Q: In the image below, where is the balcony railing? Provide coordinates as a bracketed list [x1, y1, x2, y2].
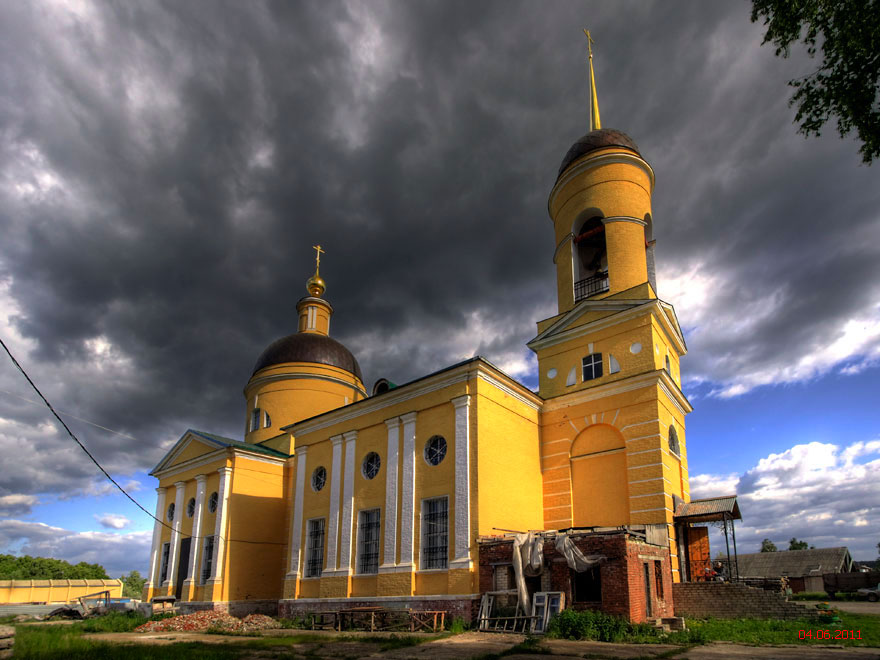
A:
[574, 273, 609, 301]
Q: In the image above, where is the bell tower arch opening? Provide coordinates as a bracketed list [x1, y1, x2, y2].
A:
[572, 215, 609, 302]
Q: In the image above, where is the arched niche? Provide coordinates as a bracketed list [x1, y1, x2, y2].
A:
[644, 212, 657, 293]
[570, 209, 608, 302]
[569, 424, 629, 527]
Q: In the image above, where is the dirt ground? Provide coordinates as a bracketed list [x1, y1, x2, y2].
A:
[84, 630, 880, 659]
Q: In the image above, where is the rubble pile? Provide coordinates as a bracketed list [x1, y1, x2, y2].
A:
[135, 610, 281, 633]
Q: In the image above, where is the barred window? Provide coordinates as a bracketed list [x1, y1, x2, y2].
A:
[208, 492, 218, 513]
[305, 518, 325, 578]
[201, 535, 215, 584]
[186, 498, 195, 518]
[250, 408, 261, 432]
[159, 542, 171, 583]
[582, 353, 603, 381]
[167, 503, 175, 522]
[424, 435, 447, 466]
[358, 508, 381, 574]
[421, 496, 448, 570]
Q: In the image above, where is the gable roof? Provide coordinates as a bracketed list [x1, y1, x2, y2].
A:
[150, 428, 288, 476]
[735, 547, 853, 578]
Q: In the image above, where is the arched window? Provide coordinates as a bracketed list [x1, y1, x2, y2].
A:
[573, 216, 608, 301]
[668, 426, 680, 456]
[665, 355, 671, 375]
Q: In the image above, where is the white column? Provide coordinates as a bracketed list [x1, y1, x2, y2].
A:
[165, 481, 186, 587]
[451, 395, 472, 567]
[399, 411, 417, 567]
[380, 417, 400, 570]
[338, 431, 358, 573]
[287, 446, 308, 577]
[184, 474, 207, 588]
[325, 435, 344, 572]
[147, 487, 167, 588]
[208, 467, 232, 584]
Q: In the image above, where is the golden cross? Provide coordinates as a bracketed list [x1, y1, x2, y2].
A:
[583, 28, 595, 59]
[312, 244, 325, 272]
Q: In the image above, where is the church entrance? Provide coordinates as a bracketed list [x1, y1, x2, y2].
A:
[175, 538, 191, 600]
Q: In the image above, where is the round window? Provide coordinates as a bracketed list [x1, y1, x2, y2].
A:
[166, 502, 175, 522]
[311, 466, 327, 492]
[208, 492, 218, 513]
[186, 498, 195, 518]
[362, 452, 381, 480]
[424, 435, 447, 466]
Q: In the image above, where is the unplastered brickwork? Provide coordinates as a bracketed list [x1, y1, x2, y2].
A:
[478, 530, 673, 624]
[279, 596, 477, 622]
[672, 582, 818, 620]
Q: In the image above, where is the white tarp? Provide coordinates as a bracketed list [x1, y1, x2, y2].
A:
[555, 531, 606, 572]
[512, 532, 543, 615]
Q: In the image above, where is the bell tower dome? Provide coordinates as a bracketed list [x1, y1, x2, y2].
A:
[548, 33, 657, 315]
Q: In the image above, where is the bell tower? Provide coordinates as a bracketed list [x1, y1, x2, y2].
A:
[531, 32, 692, 581]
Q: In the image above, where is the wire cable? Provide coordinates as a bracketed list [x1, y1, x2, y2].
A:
[0, 335, 285, 547]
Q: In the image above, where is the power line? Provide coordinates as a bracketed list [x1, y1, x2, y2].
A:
[0, 335, 284, 547]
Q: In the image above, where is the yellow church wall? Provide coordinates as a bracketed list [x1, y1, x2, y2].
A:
[222, 455, 286, 602]
[350, 422, 386, 570]
[170, 440, 217, 466]
[0, 580, 123, 604]
[604, 221, 649, 295]
[473, 380, 542, 536]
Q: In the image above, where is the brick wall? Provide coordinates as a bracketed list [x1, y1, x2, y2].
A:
[672, 582, 818, 620]
[477, 532, 674, 624]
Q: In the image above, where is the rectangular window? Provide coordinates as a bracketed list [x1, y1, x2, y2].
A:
[250, 408, 261, 432]
[305, 518, 325, 578]
[571, 566, 602, 602]
[159, 542, 171, 583]
[263, 410, 271, 428]
[582, 353, 603, 381]
[201, 536, 215, 584]
[421, 496, 448, 570]
[357, 508, 381, 574]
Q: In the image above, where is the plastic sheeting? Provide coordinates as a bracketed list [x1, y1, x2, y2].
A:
[512, 532, 543, 615]
[555, 532, 606, 572]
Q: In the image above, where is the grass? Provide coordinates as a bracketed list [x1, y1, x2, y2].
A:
[674, 613, 880, 647]
[790, 591, 865, 601]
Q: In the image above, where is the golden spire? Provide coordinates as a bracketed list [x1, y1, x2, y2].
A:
[584, 28, 601, 131]
[306, 244, 326, 297]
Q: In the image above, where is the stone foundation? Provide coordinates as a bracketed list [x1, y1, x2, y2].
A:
[279, 595, 478, 623]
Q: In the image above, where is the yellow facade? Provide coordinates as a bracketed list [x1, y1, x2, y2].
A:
[0, 579, 122, 604]
[145, 121, 695, 610]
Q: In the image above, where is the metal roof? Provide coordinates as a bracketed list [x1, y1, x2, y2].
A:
[735, 547, 853, 578]
[674, 495, 741, 522]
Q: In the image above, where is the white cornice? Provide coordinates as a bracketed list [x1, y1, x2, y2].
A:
[542, 369, 674, 413]
[548, 152, 655, 217]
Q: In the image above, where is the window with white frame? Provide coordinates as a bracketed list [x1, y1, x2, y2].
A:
[582, 353, 603, 381]
[159, 542, 171, 583]
[264, 410, 271, 428]
[201, 535, 215, 584]
[421, 496, 448, 570]
[250, 408, 261, 432]
[305, 518, 325, 577]
[357, 508, 381, 574]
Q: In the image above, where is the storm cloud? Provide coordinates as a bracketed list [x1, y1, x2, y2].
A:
[1, 0, 878, 518]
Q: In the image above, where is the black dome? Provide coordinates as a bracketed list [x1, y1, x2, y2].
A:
[252, 333, 363, 381]
[558, 128, 640, 178]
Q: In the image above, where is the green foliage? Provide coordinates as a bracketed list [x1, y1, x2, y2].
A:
[76, 611, 147, 633]
[447, 616, 468, 634]
[760, 538, 778, 552]
[0, 553, 109, 579]
[148, 611, 177, 622]
[545, 608, 629, 642]
[119, 570, 146, 598]
[681, 613, 878, 646]
[788, 537, 810, 551]
[751, 0, 880, 164]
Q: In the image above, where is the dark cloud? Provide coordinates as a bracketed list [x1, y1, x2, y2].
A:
[0, 0, 878, 507]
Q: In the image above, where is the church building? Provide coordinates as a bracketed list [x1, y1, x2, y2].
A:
[144, 49, 702, 621]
